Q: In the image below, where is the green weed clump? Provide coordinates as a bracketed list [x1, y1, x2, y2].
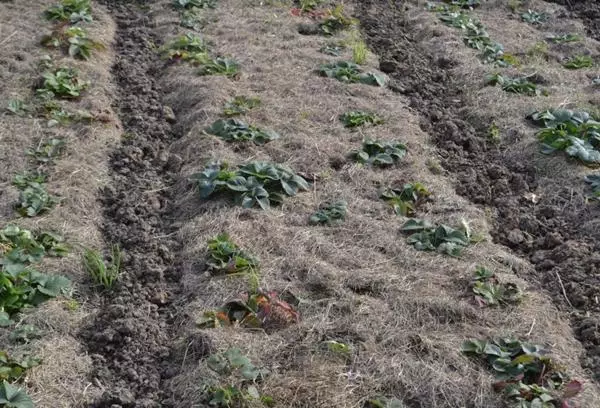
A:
[546, 33, 582, 44]
[161, 33, 209, 63]
[0, 225, 70, 321]
[12, 173, 57, 217]
[191, 161, 309, 209]
[37, 67, 88, 99]
[198, 57, 240, 77]
[339, 111, 383, 128]
[351, 139, 407, 166]
[206, 119, 279, 145]
[45, 0, 92, 23]
[309, 200, 347, 226]
[585, 173, 600, 198]
[173, 0, 216, 8]
[471, 266, 522, 307]
[528, 109, 600, 165]
[82, 245, 122, 289]
[223, 96, 261, 116]
[401, 218, 472, 257]
[563, 55, 594, 69]
[380, 183, 430, 216]
[486, 73, 542, 96]
[317, 61, 386, 86]
[462, 338, 582, 407]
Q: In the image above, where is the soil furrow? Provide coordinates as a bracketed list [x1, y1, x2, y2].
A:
[81, 1, 183, 406]
[356, 0, 600, 382]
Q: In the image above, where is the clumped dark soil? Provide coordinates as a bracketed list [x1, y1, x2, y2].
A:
[81, 1, 184, 406]
[356, 0, 600, 381]
[548, 0, 600, 43]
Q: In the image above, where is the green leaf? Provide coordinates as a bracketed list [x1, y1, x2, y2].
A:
[0, 381, 34, 408]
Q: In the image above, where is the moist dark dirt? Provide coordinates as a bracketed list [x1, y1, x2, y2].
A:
[355, 0, 600, 381]
[80, 1, 188, 406]
[547, 0, 600, 43]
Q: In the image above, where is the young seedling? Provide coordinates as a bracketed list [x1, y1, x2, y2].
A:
[401, 218, 471, 257]
[26, 138, 66, 164]
[45, 0, 92, 23]
[206, 233, 259, 276]
[546, 33, 582, 44]
[206, 119, 278, 145]
[462, 338, 582, 407]
[380, 183, 430, 216]
[527, 108, 600, 165]
[486, 73, 542, 96]
[190, 161, 309, 209]
[82, 245, 122, 289]
[37, 67, 88, 99]
[223, 96, 261, 116]
[350, 139, 407, 166]
[471, 266, 522, 307]
[161, 33, 209, 63]
[319, 42, 346, 56]
[309, 200, 347, 225]
[6, 99, 29, 116]
[198, 57, 240, 77]
[339, 111, 383, 128]
[347, 30, 368, 65]
[317, 61, 386, 86]
[563, 55, 594, 69]
[520, 9, 548, 25]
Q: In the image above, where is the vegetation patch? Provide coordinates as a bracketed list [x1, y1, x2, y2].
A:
[563, 55, 594, 69]
[26, 138, 66, 165]
[309, 200, 347, 225]
[0, 352, 40, 383]
[206, 233, 258, 276]
[173, 0, 217, 9]
[401, 218, 472, 257]
[198, 291, 299, 330]
[41, 26, 103, 60]
[339, 110, 383, 128]
[319, 42, 346, 56]
[191, 161, 309, 209]
[486, 73, 543, 96]
[462, 338, 582, 407]
[317, 61, 386, 86]
[520, 9, 548, 25]
[319, 5, 357, 35]
[380, 183, 430, 216]
[206, 119, 279, 145]
[471, 266, 522, 307]
[37, 67, 88, 99]
[223, 96, 261, 117]
[200, 348, 273, 407]
[0, 380, 33, 408]
[44, 0, 92, 24]
[82, 245, 122, 289]
[350, 139, 407, 166]
[584, 173, 600, 198]
[198, 57, 240, 78]
[546, 33, 582, 44]
[0, 225, 70, 320]
[528, 109, 600, 165]
[12, 173, 57, 217]
[161, 33, 209, 63]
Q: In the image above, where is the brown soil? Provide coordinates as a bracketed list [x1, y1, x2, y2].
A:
[357, 0, 600, 382]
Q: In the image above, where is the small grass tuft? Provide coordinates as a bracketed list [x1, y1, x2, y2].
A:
[339, 111, 384, 128]
[563, 55, 594, 69]
[82, 245, 122, 289]
[197, 57, 240, 77]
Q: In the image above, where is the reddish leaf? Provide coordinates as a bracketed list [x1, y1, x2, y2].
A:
[562, 380, 583, 399]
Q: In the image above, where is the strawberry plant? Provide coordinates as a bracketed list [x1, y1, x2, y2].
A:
[190, 161, 309, 209]
[198, 291, 300, 329]
[319, 42, 346, 56]
[37, 67, 88, 99]
[486, 73, 542, 96]
[26, 139, 65, 165]
[223, 96, 261, 116]
[206, 119, 279, 145]
[162, 33, 209, 63]
[462, 338, 582, 407]
[198, 57, 240, 77]
[445, 0, 480, 7]
[309, 200, 347, 225]
[42, 100, 93, 127]
[380, 183, 430, 216]
[6, 100, 29, 117]
[401, 218, 471, 257]
[339, 111, 383, 128]
[44, 0, 92, 23]
[521, 10, 548, 25]
[317, 61, 386, 86]
[528, 108, 600, 165]
[82, 245, 122, 289]
[585, 173, 600, 197]
[351, 139, 407, 166]
[365, 398, 404, 408]
[0, 352, 40, 382]
[12, 174, 57, 217]
[471, 266, 522, 307]
[563, 55, 594, 69]
[206, 233, 258, 276]
[173, 0, 216, 8]
[42, 26, 103, 60]
[546, 33, 582, 44]
[202, 348, 271, 407]
[0, 381, 33, 408]
[319, 5, 356, 35]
